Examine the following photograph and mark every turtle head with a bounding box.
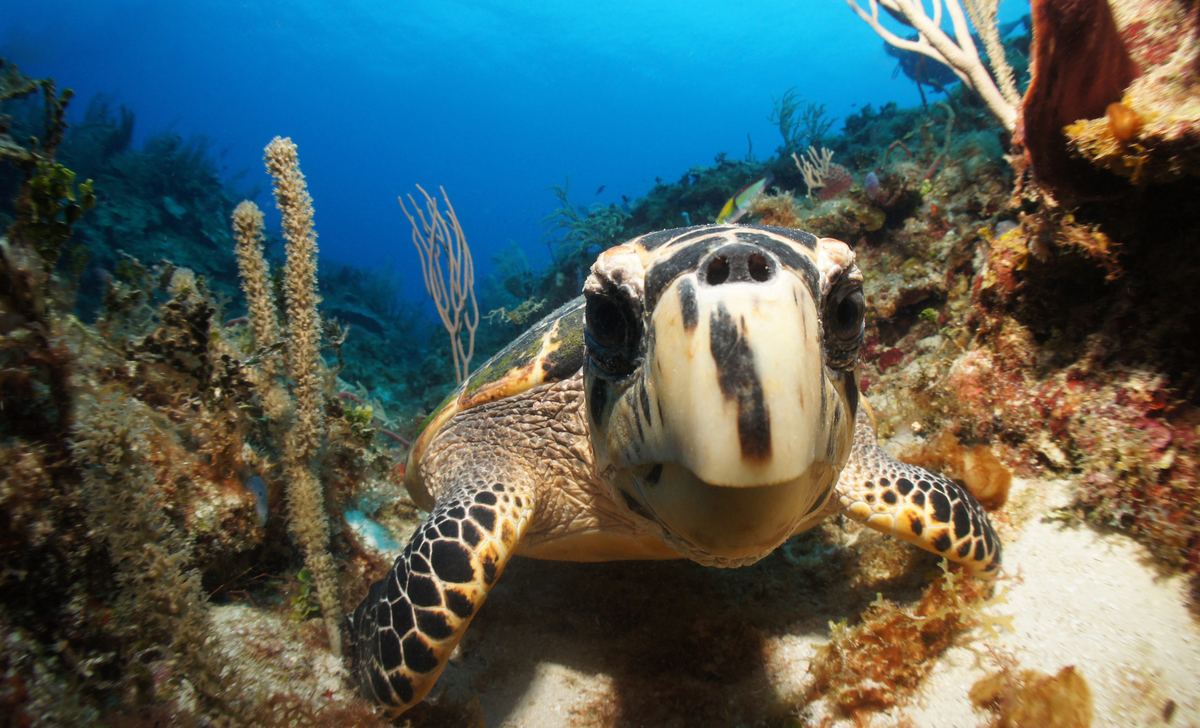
[583,225,865,566]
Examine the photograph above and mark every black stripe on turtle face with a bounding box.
[825,400,842,462]
[677,277,699,331]
[639,224,739,251]
[589,377,609,428]
[733,231,819,300]
[819,377,828,427]
[631,391,645,441]
[709,302,771,461]
[638,225,711,251]
[644,236,726,314]
[643,228,822,314]
[845,371,859,420]
[740,224,818,250]
[638,379,653,423]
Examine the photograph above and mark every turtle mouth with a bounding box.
[628,461,837,561]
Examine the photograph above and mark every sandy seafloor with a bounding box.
[212,474,1200,728]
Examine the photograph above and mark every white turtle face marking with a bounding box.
[583,225,865,566]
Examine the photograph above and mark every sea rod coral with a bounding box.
[399,184,478,385]
[259,136,342,655]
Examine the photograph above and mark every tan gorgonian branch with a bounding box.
[962,0,1021,108]
[264,136,324,458]
[263,135,341,656]
[400,184,479,384]
[231,200,281,380]
[794,146,836,199]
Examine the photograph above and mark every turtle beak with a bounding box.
[640,244,846,486]
[602,243,855,559]
[626,460,841,561]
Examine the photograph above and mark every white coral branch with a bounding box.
[794,146,836,199]
[844,0,1017,132]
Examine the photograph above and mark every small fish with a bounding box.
[595,185,606,195]
[716,172,774,224]
[244,474,269,527]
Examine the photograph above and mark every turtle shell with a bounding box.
[404,297,586,506]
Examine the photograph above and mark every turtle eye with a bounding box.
[823,281,865,370]
[586,293,639,377]
[830,286,865,341]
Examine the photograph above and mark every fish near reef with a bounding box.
[716,172,774,224]
[348,225,1001,714]
[244,474,269,526]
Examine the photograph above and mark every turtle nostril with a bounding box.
[748,253,771,282]
[701,245,776,286]
[706,255,730,285]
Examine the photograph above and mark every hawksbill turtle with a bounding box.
[349,224,1001,713]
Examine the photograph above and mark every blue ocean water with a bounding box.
[1,0,1028,303]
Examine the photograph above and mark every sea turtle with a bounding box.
[349,224,1001,713]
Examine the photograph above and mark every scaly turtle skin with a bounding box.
[349,224,1001,713]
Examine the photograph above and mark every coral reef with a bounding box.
[1062,0,1200,188]
[539,178,629,302]
[0,65,400,724]
[231,200,281,382]
[3,0,1200,713]
[794,146,854,200]
[70,386,252,719]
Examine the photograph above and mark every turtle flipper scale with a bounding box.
[836,406,1001,576]
[349,480,532,713]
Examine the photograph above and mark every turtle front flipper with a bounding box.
[349,481,533,714]
[835,405,1001,576]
